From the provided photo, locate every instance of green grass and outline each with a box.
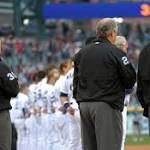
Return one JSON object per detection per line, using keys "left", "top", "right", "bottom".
{"left": 126, "top": 135, "right": 150, "bottom": 145}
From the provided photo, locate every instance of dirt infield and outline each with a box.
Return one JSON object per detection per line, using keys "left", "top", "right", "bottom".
{"left": 126, "top": 145, "right": 150, "bottom": 150}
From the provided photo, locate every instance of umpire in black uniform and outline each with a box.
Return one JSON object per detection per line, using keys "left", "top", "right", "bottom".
{"left": 137, "top": 42, "right": 150, "bottom": 135}
{"left": 73, "top": 18, "right": 136, "bottom": 150}
{"left": 0, "top": 39, "right": 19, "bottom": 150}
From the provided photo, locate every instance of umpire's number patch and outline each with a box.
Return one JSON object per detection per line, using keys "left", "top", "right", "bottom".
{"left": 121, "top": 56, "right": 129, "bottom": 65}
{"left": 7, "top": 72, "right": 16, "bottom": 80}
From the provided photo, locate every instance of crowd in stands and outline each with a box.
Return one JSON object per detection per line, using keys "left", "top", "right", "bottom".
{"left": 1, "top": 22, "right": 150, "bottom": 84}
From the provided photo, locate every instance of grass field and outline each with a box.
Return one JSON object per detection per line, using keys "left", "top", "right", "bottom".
{"left": 126, "top": 135, "right": 150, "bottom": 145}
{"left": 125, "top": 135, "right": 150, "bottom": 150}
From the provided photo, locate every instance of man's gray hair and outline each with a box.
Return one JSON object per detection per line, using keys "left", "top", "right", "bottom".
{"left": 115, "top": 36, "right": 127, "bottom": 49}
{"left": 96, "top": 18, "right": 118, "bottom": 38}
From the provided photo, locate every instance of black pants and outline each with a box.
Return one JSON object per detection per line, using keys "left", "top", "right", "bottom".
{"left": 11, "top": 123, "right": 17, "bottom": 150}
{"left": 0, "top": 110, "right": 12, "bottom": 150}
{"left": 80, "top": 102, "right": 122, "bottom": 150}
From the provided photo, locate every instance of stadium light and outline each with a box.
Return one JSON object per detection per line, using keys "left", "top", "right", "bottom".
{"left": 23, "top": 18, "right": 29, "bottom": 25}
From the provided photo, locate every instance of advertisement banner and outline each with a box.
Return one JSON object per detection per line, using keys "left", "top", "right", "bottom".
{"left": 43, "top": 2, "right": 150, "bottom": 19}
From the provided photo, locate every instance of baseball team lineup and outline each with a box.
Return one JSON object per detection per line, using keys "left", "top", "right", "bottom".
{"left": 0, "top": 17, "right": 150, "bottom": 150}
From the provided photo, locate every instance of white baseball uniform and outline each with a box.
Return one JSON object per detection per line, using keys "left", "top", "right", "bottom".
{"left": 121, "top": 94, "right": 130, "bottom": 150}
{"left": 60, "top": 68, "right": 82, "bottom": 150}
{"left": 25, "top": 114, "right": 39, "bottom": 150}
{"left": 45, "top": 113, "right": 63, "bottom": 150}
{"left": 55, "top": 75, "right": 66, "bottom": 107}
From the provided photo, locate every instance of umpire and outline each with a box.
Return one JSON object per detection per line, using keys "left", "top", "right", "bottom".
{"left": 0, "top": 39, "right": 19, "bottom": 150}
{"left": 73, "top": 18, "right": 136, "bottom": 150}
{"left": 137, "top": 42, "right": 150, "bottom": 135}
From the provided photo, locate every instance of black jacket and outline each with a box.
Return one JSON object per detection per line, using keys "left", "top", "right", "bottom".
{"left": 0, "top": 60, "right": 19, "bottom": 111}
{"left": 137, "top": 43, "right": 150, "bottom": 117}
{"left": 73, "top": 39, "right": 136, "bottom": 111}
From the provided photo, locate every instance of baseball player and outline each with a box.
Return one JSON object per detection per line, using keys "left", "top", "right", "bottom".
{"left": 28, "top": 70, "right": 46, "bottom": 105}
{"left": 55, "top": 59, "right": 73, "bottom": 107}
{"left": 45, "top": 109, "right": 63, "bottom": 150}
{"left": 10, "top": 84, "right": 30, "bottom": 150}
{"left": 15, "top": 117, "right": 28, "bottom": 150}
{"left": 115, "top": 36, "right": 132, "bottom": 150}
{"left": 60, "top": 61, "right": 82, "bottom": 150}
{"left": 25, "top": 107, "right": 39, "bottom": 150}
{"left": 54, "top": 59, "right": 73, "bottom": 149}
{"left": 10, "top": 98, "right": 25, "bottom": 150}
